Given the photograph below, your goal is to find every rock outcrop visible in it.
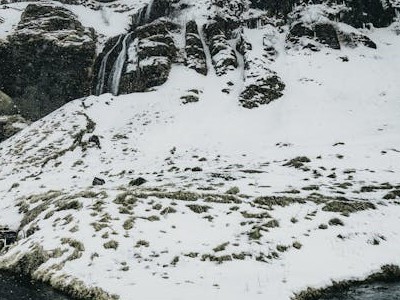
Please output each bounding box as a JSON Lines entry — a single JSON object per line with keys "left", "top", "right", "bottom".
{"left": 119, "top": 19, "right": 180, "bottom": 94}
{"left": 0, "top": 4, "right": 96, "bottom": 120}
{"left": 185, "top": 20, "right": 207, "bottom": 76}
{"left": 286, "top": 4, "right": 377, "bottom": 51}
{"left": 203, "top": 21, "right": 238, "bottom": 76}
{"left": 237, "top": 32, "right": 285, "bottom": 109}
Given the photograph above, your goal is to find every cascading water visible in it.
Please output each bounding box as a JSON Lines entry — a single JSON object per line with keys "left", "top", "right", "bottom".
{"left": 109, "top": 32, "right": 133, "bottom": 96}
{"left": 95, "top": 35, "right": 124, "bottom": 96}
{"left": 94, "top": 0, "right": 169, "bottom": 96}
{"left": 145, "top": 0, "right": 154, "bottom": 22}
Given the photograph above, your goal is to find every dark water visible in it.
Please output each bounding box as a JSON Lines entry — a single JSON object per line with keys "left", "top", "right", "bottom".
{"left": 0, "top": 272, "right": 72, "bottom": 300}
{"left": 320, "top": 282, "right": 400, "bottom": 300}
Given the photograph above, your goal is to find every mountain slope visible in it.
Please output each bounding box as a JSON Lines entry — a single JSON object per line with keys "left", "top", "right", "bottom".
{"left": 0, "top": 1, "right": 400, "bottom": 299}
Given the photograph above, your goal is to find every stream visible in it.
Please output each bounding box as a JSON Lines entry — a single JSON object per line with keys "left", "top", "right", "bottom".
{"left": 0, "top": 271, "right": 72, "bottom": 300}
{"left": 320, "top": 281, "right": 400, "bottom": 300}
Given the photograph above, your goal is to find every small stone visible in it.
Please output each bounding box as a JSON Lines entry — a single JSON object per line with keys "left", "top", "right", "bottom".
{"left": 129, "top": 177, "right": 147, "bottom": 186}
{"left": 192, "top": 167, "right": 203, "bottom": 172}
{"left": 92, "top": 177, "right": 105, "bottom": 186}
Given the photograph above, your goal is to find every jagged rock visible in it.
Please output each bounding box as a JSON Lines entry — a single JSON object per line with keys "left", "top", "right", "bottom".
{"left": 0, "top": 115, "right": 29, "bottom": 142}
{"left": 129, "top": 177, "right": 147, "bottom": 186}
{"left": 337, "top": 30, "right": 377, "bottom": 49}
{"left": 287, "top": 22, "right": 340, "bottom": 50}
{"left": 314, "top": 23, "right": 340, "bottom": 49}
{"left": 135, "top": 19, "right": 180, "bottom": 39}
{"left": 137, "top": 35, "right": 177, "bottom": 60}
{"left": 239, "top": 75, "right": 285, "bottom": 108}
{"left": 203, "top": 21, "right": 238, "bottom": 76}
{"left": 237, "top": 32, "right": 285, "bottom": 109}
{"left": 0, "top": 227, "right": 18, "bottom": 249}
{"left": 0, "top": 4, "right": 96, "bottom": 120}
{"left": 185, "top": 20, "right": 207, "bottom": 75}
{"left": 88, "top": 135, "right": 101, "bottom": 149}
{"left": 92, "top": 177, "right": 106, "bottom": 186}
{"left": 119, "top": 19, "right": 179, "bottom": 94}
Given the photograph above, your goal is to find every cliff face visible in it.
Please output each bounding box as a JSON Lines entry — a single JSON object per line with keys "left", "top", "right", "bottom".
{"left": 0, "top": 0, "right": 398, "bottom": 122}
{"left": 0, "top": 4, "right": 96, "bottom": 120}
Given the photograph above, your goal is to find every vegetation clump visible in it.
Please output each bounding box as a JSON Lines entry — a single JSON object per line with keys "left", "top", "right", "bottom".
{"left": 213, "top": 242, "right": 229, "bottom": 252}
{"left": 283, "top": 156, "right": 311, "bottom": 169}
{"left": 103, "top": 240, "right": 119, "bottom": 250}
{"left": 322, "top": 200, "right": 376, "bottom": 216}
{"left": 187, "top": 204, "right": 211, "bottom": 213}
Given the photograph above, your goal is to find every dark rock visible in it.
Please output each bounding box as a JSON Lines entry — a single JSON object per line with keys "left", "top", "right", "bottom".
{"left": 88, "top": 135, "right": 101, "bottom": 149}
{"left": 337, "top": 30, "right": 377, "bottom": 49}
{"left": 314, "top": 23, "right": 340, "bottom": 49}
{"left": 249, "top": 0, "right": 296, "bottom": 18}
{"left": 238, "top": 33, "right": 285, "bottom": 109}
{"left": 181, "top": 94, "right": 199, "bottom": 104}
{"left": 340, "top": 0, "right": 396, "bottom": 28}
{"left": 129, "top": 177, "right": 147, "bottom": 186}
{"left": 0, "top": 227, "right": 18, "bottom": 249}
{"left": 239, "top": 75, "right": 285, "bottom": 109}
{"left": 287, "top": 22, "right": 340, "bottom": 50}
{"left": 203, "top": 21, "right": 238, "bottom": 76}
{"left": 92, "top": 177, "right": 106, "bottom": 186}
{"left": 119, "top": 20, "right": 180, "bottom": 94}
{"left": 136, "top": 19, "right": 180, "bottom": 39}
{"left": 0, "top": 4, "right": 96, "bottom": 120}
{"left": 185, "top": 20, "right": 207, "bottom": 75}
{"left": 192, "top": 167, "right": 203, "bottom": 172}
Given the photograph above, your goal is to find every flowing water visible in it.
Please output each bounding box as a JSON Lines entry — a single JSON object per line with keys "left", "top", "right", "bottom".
{"left": 319, "top": 282, "right": 400, "bottom": 300}
{"left": 0, "top": 272, "right": 72, "bottom": 300}
{"left": 95, "top": 35, "right": 123, "bottom": 96}
{"left": 108, "top": 32, "right": 133, "bottom": 96}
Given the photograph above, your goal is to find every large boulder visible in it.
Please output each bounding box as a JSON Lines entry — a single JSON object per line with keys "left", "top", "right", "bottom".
{"left": 0, "top": 90, "right": 17, "bottom": 115}
{"left": 286, "top": 22, "right": 340, "bottom": 51}
{"left": 0, "top": 4, "right": 96, "bottom": 120}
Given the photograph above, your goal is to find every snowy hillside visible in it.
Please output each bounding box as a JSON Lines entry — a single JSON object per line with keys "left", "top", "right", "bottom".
{"left": 0, "top": 0, "right": 400, "bottom": 299}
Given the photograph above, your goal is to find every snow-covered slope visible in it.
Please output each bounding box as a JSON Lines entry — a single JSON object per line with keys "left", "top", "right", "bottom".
{"left": 0, "top": 1, "right": 400, "bottom": 300}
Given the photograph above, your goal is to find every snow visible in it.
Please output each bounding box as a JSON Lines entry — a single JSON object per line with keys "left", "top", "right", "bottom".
{"left": 0, "top": 1, "right": 400, "bottom": 300}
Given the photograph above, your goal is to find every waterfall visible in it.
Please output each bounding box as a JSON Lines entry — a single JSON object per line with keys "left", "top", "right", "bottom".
{"left": 145, "top": 0, "right": 154, "bottom": 22}
{"left": 109, "top": 32, "right": 133, "bottom": 96}
{"left": 95, "top": 35, "right": 123, "bottom": 96}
